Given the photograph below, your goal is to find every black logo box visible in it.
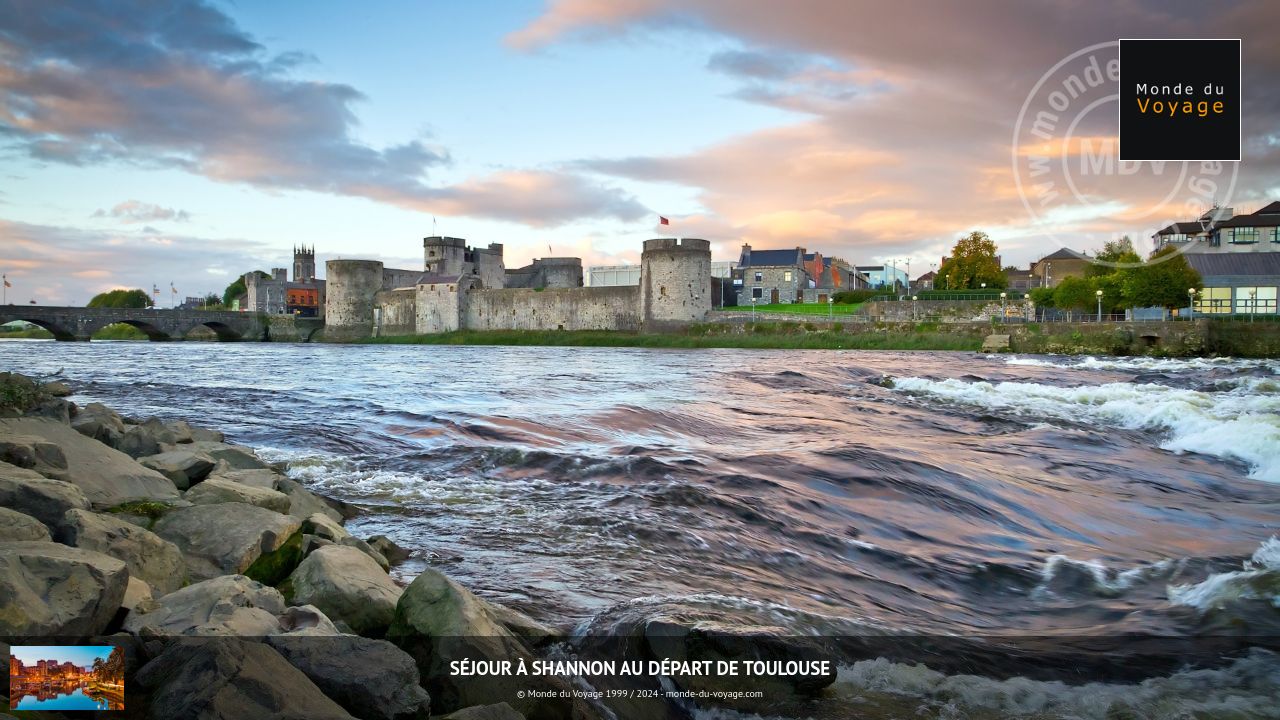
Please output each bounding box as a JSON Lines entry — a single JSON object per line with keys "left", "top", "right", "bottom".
{"left": 1119, "top": 39, "right": 1241, "bottom": 162}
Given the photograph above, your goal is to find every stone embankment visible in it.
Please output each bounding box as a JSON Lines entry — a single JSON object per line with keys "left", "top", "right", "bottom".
{"left": 0, "top": 371, "right": 837, "bottom": 720}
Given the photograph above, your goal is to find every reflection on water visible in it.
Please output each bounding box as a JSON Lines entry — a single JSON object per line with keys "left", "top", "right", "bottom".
{"left": 11, "top": 681, "right": 121, "bottom": 710}
{"left": 4, "top": 341, "right": 1279, "bottom": 717}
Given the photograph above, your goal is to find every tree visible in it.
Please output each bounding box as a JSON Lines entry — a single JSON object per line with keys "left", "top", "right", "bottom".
{"left": 1029, "top": 286, "right": 1056, "bottom": 308}
{"left": 1085, "top": 236, "right": 1142, "bottom": 278}
{"left": 87, "top": 289, "right": 152, "bottom": 308}
{"left": 1052, "top": 275, "right": 1095, "bottom": 313}
{"left": 223, "top": 271, "right": 269, "bottom": 307}
{"left": 1123, "top": 245, "right": 1201, "bottom": 311}
{"left": 936, "top": 231, "right": 1006, "bottom": 289}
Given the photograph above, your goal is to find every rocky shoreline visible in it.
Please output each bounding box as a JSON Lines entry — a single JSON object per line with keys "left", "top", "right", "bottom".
{"left": 0, "top": 371, "right": 840, "bottom": 720}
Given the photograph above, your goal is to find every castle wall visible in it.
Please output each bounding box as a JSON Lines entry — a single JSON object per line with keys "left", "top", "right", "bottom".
{"left": 415, "top": 280, "right": 464, "bottom": 334}
{"left": 462, "top": 286, "right": 641, "bottom": 332}
{"left": 325, "top": 260, "right": 385, "bottom": 341}
{"left": 373, "top": 288, "right": 416, "bottom": 336}
{"left": 382, "top": 267, "right": 422, "bottom": 291}
{"left": 506, "top": 258, "right": 583, "bottom": 289}
{"left": 640, "top": 238, "right": 712, "bottom": 327}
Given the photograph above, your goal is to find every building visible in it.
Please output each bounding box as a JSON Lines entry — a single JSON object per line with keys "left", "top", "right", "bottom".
{"left": 244, "top": 245, "right": 327, "bottom": 317}
{"left": 1153, "top": 206, "right": 1235, "bottom": 249}
{"left": 505, "top": 258, "right": 583, "bottom": 289}
{"left": 424, "top": 236, "right": 506, "bottom": 288}
{"left": 914, "top": 270, "right": 936, "bottom": 290}
{"left": 734, "top": 245, "right": 808, "bottom": 304}
{"left": 1028, "top": 248, "right": 1090, "bottom": 288}
{"left": 589, "top": 260, "right": 735, "bottom": 287}
{"left": 857, "top": 264, "right": 909, "bottom": 291}
{"left": 1187, "top": 253, "right": 1280, "bottom": 315}
{"left": 326, "top": 237, "right": 711, "bottom": 339}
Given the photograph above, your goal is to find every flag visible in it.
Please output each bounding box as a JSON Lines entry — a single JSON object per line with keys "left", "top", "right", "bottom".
{"left": 659, "top": 216, "right": 670, "bottom": 226}
{"left": 3, "top": 276, "right": 10, "bottom": 288}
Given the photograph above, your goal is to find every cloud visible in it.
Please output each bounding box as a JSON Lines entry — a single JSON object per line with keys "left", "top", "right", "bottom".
{"left": 0, "top": 0, "right": 642, "bottom": 227}
{"left": 92, "top": 200, "right": 191, "bottom": 224}
{"left": 518, "top": 0, "right": 1280, "bottom": 266}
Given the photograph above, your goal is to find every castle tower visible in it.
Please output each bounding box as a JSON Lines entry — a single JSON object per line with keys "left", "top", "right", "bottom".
{"left": 293, "top": 244, "right": 316, "bottom": 282}
{"left": 324, "top": 259, "right": 384, "bottom": 341}
{"left": 423, "top": 236, "right": 469, "bottom": 276}
{"left": 639, "top": 238, "right": 712, "bottom": 328}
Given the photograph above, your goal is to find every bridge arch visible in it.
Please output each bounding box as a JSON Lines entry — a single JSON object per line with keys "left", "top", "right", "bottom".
{"left": 182, "top": 321, "right": 243, "bottom": 341}
{"left": 83, "top": 319, "right": 171, "bottom": 341}
{"left": 0, "top": 316, "right": 76, "bottom": 341}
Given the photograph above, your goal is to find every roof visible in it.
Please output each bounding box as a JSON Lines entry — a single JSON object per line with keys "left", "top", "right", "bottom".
{"left": 741, "top": 249, "right": 802, "bottom": 267}
{"left": 1257, "top": 201, "right": 1280, "bottom": 215}
{"left": 1036, "top": 248, "right": 1088, "bottom": 262}
{"left": 1216, "top": 213, "right": 1280, "bottom": 228}
{"left": 916, "top": 270, "right": 936, "bottom": 280}
{"left": 1185, "top": 252, "right": 1280, "bottom": 277}
{"left": 415, "top": 273, "right": 462, "bottom": 285}
{"left": 1156, "top": 221, "right": 1211, "bottom": 235}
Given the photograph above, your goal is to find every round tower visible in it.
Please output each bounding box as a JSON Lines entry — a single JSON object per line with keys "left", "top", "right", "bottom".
{"left": 640, "top": 238, "right": 712, "bottom": 328}
{"left": 324, "top": 259, "right": 384, "bottom": 341}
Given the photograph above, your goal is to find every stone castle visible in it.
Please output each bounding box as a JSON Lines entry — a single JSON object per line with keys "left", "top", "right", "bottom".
{"left": 325, "top": 236, "right": 711, "bottom": 340}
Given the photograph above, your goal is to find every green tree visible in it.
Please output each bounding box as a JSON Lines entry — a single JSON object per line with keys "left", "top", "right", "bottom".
{"left": 87, "top": 288, "right": 152, "bottom": 308}
{"left": 1029, "top": 286, "right": 1056, "bottom": 308}
{"left": 936, "top": 231, "right": 1006, "bottom": 289}
{"left": 1085, "top": 236, "right": 1142, "bottom": 278}
{"left": 223, "top": 271, "right": 268, "bottom": 307}
{"left": 1052, "top": 275, "right": 1095, "bottom": 313}
{"left": 1123, "top": 245, "right": 1201, "bottom": 311}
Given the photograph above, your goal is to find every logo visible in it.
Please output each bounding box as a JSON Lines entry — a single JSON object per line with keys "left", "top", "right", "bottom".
{"left": 1012, "top": 41, "right": 1239, "bottom": 269}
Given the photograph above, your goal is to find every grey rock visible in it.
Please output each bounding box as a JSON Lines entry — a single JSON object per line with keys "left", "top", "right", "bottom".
{"left": 153, "top": 502, "right": 302, "bottom": 582}
{"left": 0, "top": 507, "right": 51, "bottom": 542}
{"left": 0, "top": 540, "right": 128, "bottom": 636}
{"left": 139, "top": 450, "right": 215, "bottom": 489}
{"left": 368, "top": 535, "right": 412, "bottom": 566}
{"left": 189, "top": 426, "right": 225, "bottom": 443}
{"left": 277, "top": 604, "right": 342, "bottom": 636}
{"left": 184, "top": 476, "right": 291, "bottom": 513}
{"left": 165, "top": 419, "right": 195, "bottom": 444}
{"left": 187, "top": 440, "right": 270, "bottom": 470}
{"left": 0, "top": 460, "right": 91, "bottom": 531}
{"left": 122, "top": 576, "right": 153, "bottom": 611}
{"left": 211, "top": 467, "right": 282, "bottom": 490}
{"left": 340, "top": 535, "right": 390, "bottom": 572}
{"left": 136, "top": 637, "right": 357, "bottom": 720}
{"left": 0, "top": 417, "right": 179, "bottom": 507}
{"left": 284, "top": 545, "right": 402, "bottom": 636}
{"left": 303, "top": 512, "right": 349, "bottom": 542}
{"left": 42, "top": 380, "right": 73, "bottom": 397}
{"left": 123, "top": 574, "right": 286, "bottom": 637}
{"left": 268, "top": 634, "right": 432, "bottom": 720}
{"left": 279, "top": 477, "right": 343, "bottom": 523}
{"left": 25, "top": 397, "right": 73, "bottom": 423}
{"left": 62, "top": 508, "right": 187, "bottom": 594}
{"left": 0, "top": 433, "right": 69, "bottom": 478}
{"left": 117, "top": 424, "right": 161, "bottom": 458}
{"left": 482, "top": 600, "right": 565, "bottom": 647}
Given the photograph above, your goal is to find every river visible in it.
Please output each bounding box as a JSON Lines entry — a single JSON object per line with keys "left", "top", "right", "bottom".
{"left": 4, "top": 340, "right": 1279, "bottom": 718}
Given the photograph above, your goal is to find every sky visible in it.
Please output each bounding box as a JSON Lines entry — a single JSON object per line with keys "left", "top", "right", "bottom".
{"left": 2, "top": 0, "right": 1279, "bottom": 305}
{"left": 11, "top": 645, "right": 113, "bottom": 669}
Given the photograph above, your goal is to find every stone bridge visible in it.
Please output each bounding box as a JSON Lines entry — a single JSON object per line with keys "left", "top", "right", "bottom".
{"left": 0, "top": 306, "right": 324, "bottom": 342}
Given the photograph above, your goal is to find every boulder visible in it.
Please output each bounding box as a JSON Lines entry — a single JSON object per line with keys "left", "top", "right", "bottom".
{"left": 303, "top": 512, "right": 350, "bottom": 542}
{"left": 153, "top": 502, "right": 303, "bottom": 583}
{"left": 190, "top": 425, "right": 225, "bottom": 443}
{"left": 136, "top": 638, "right": 357, "bottom": 720}
{"left": 277, "top": 604, "right": 342, "bottom": 636}
{"left": 24, "top": 396, "right": 73, "bottom": 423}
{"left": 482, "top": 601, "right": 564, "bottom": 648}
{"left": 284, "top": 545, "right": 402, "bottom": 636}
{"left": 0, "top": 507, "right": 51, "bottom": 542}
{"left": 141, "top": 417, "right": 179, "bottom": 446}
{"left": 166, "top": 420, "right": 195, "bottom": 444}
{"left": 117, "top": 424, "right": 161, "bottom": 458}
{"left": 0, "top": 434, "right": 69, "bottom": 478}
{"left": 441, "top": 704, "right": 525, "bottom": 720}
{"left": 0, "top": 461, "right": 91, "bottom": 531}
{"left": 71, "top": 403, "right": 126, "bottom": 446}
{"left": 139, "top": 450, "right": 215, "bottom": 489}
{"left": 62, "top": 508, "right": 187, "bottom": 594}
{"left": 122, "top": 576, "right": 154, "bottom": 612}
{"left": 211, "top": 468, "right": 282, "bottom": 490}
{"left": 42, "top": 380, "right": 72, "bottom": 397}
{"left": 0, "top": 540, "right": 128, "bottom": 636}
{"left": 268, "top": 634, "right": 432, "bottom": 720}
{"left": 123, "top": 574, "right": 287, "bottom": 637}
{"left": 387, "top": 569, "right": 577, "bottom": 719}
{"left": 340, "top": 536, "right": 391, "bottom": 571}
{"left": 0, "top": 417, "right": 179, "bottom": 507}
{"left": 185, "top": 476, "right": 290, "bottom": 513}
{"left": 368, "top": 535, "right": 412, "bottom": 566}
{"left": 280, "top": 477, "right": 343, "bottom": 523}
{"left": 187, "top": 440, "right": 270, "bottom": 471}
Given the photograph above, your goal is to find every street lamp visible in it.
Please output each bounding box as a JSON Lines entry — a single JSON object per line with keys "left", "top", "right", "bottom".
{"left": 1000, "top": 291, "right": 1007, "bottom": 322}
{"left": 1249, "top": 289, "right": 1257, "bottom": 323}
{"left": 828, "top": 294, "right": 834, "bottom": 321}
{"left": 1187, "top": 288, "right": 1197, "bottom": 320}
{"left": 1028, "top": 299, "right": 1036, "bottom": 322}
{"left": 912, "top": 295, "right": 918, "bottom": 320}
{"left": 1095, "top": 288, "right": 1104, "bottom": 323}
{"left": 751, "top": 296, "right": 757, "bottom": 322}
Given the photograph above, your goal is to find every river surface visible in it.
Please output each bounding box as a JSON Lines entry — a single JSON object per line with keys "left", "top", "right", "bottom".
{"left": 4, "top": 340, "right": 1279, "bottom": 718}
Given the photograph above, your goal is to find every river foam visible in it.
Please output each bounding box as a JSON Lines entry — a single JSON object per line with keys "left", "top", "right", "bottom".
{"left": 892, "top": 376, "right": 1280, "bottom": 482}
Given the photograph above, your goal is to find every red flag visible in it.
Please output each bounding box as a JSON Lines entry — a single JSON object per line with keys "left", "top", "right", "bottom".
{"left": 2, "top": 277, "right": 10, "bottom": 289}
{"left": 659, "top": 216, "right": 670, "bottom": 226}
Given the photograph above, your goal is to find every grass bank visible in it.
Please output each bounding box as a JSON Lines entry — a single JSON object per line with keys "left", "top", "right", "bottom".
{"left": 360, "top": 323, "right": 982, "bottom": 351}
{"left": 715, "top": 302, "right": 864, "bottom": 316}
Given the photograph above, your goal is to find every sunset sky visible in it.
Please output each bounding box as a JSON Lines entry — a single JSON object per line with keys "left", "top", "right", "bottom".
{"left": 2, "top": 1, "right": 1279, "bottom": 304}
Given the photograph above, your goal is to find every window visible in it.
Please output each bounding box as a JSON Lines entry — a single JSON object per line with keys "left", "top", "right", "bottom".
{"left": 1195, "top": 287, "right": 1232, "bottom": 314}
{"left": 1230, "top": 227, "right": 1259, "bottom": 244}
{"left": 1269, "top": 227, "right": 1279, "bottom": 243}
{"left": 754, "top": 271, "right": 763, "bottom": 282}
{"left": 751, "top": 287, "right": 763, "bottom": 299}
{"left": 1235, "top": 286, "right": 1278, "bottom": 314}
{"left": 783, "top": 270, "right": 793, "bottom": 282}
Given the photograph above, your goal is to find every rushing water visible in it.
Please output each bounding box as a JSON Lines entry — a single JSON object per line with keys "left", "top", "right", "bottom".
{"left": 4, "top": 340, "right": 1280, "bottom": 718}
